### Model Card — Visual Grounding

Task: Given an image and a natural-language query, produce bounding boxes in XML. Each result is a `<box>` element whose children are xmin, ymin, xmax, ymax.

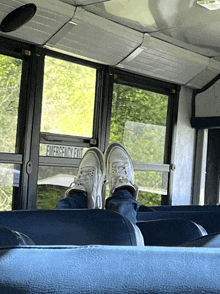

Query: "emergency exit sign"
<box><xmin>46</xmin><ymin>145</ymin><xmax>83</xmax><ymax>159</ymax></box>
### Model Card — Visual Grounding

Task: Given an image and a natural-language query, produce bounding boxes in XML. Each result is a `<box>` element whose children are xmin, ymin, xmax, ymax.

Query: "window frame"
<box><xmin>108</xmin><ymin>68</ymin><xmax>180</xmax><ymax>205</ymax></box>
<box><xmin>0</xmin><ymin>36</ymin><xmax>179</xmax><ymax>210</ymax></box>
<box><xmin>40</xmin><ymin>49</ymin><xmax>103</xmax><ymax>148</ymax></box>
<box><xmin>36</xmin><ymin>51</ymin><xmax>109</xmax><ymax>209</ymax></box>
<box><xmin>0</xmin><ymin>38</ymin><xmax>33</xmax><ymax>211</ymax></box>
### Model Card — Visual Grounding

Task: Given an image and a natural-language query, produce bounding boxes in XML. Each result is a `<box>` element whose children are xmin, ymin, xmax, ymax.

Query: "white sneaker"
<box><xmin>104</xmin><ymin>142</ymin><xmax>139</xmax><ymax>200</ymax></box>
<box><xmin>66</xmin><ymin>147</ymin><xmax>104</xmax><ymax>209</ymax></box>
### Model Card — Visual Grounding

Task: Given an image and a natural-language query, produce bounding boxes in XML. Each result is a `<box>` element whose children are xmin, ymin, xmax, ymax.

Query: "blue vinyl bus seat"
<box><xmin>0</xmin><ymin>209</ymin><xmax>143</xmax><ymax>246</ymax></box>
<box><xmin>139</xmin><ymin>204</ymin><xmax>220</xmax><ymax>212</ymax></box>
<box><xmin>0</xmin><ymin>226</ymin><xmax>35</xmax><ymax>247</ymax></box>
<box><xmin>137</xmin><ymin>211</ymin><xmax>220</xmax><ymax>234</ymax></box>
<box><xmin>137</xmin><ymin>218</ymin><xmax>207</xmax><ymax>246</ymax></box>
<box><xmin>0</xmin><ymin>210</ymin><xmax>208</xmax><ymax>247</ymax></box>
<box><xmin>181</xmin><ymin>232</ymin><xmax>220</xmax><ymax>248</ymax></box>
<box><xmin>1</xmin><ymin>245</ymin><xmax>220</xmax><ymax>293</ymax></box>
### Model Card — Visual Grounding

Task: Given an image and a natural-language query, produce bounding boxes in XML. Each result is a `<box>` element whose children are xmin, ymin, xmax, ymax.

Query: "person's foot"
<box><xmin>65</xmin><ymin>147</ymin><xmax>104</xmax><ymax>209</ymax></box>
<box><xmin>104</xmin><ymin>142</ymin><xmax>139</xmax><ymax>199</ymax></box>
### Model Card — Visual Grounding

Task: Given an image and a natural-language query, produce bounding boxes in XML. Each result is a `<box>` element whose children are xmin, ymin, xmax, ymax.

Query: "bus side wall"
<box><xmin>170</xmin><ymin>86</ymin><xmax>195</xmax><ymax>205</ymax></box>
<box><xmin>196</xmin><ymin>79</ymin><xmax>220</xmax><ymax>117</ymax></box>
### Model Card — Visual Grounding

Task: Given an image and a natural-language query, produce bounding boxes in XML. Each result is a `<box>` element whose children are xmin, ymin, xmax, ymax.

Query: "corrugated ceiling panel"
<box><xmin>0</xmin><ymin>0</ymin><xmax>75</xmax><ymax>45</ymax></box>
<box><xmin>187</xmin><ymin>69</ymin><xmax>220</xmax><ymax>89</ymax></box>
<box><xmin>46</xmin><ymin>8</ymin><xmax>143</xmax><ymax>65</ymax></box>
<box><xmin>118</xmin><ymin>34</ymin><xmax>210</xmax><ymax>86</ymax></box>
<box><xmin>61</xmin><ymin>0</ymin><xmax>108</xmax><ymax>5</ymax></box>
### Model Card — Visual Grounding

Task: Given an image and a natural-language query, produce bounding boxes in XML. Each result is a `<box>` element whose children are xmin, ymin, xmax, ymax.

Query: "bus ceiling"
<box><xmin>0</xmin><ymin>0</ymin><xmax>220</xmax><ymax>89</ymax></box>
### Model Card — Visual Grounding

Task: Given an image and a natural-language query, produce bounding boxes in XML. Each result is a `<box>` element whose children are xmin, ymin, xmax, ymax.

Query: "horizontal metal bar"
<box><xmin>39</xmin><ymin>157</ymin><xmax>171</xmax><ymax>171</ymax></box>
<box><xmin>40</xmin><ymin>133</ymin><xmax>93</xmax><ymax>147</ymax></box>
<box><xmin>0</xmin><ymin>153</ymin><xmax>23</xmax><ymax>164</ymax></box>
<box><xmin>133</xmin><ymin>162</ymin><xmax>170</xmax><ymax>172</ymax></box>
<box><xmin>39</xmin><ymin>156</ymin><xmax>81</xmax><ymax>167</ymax></box>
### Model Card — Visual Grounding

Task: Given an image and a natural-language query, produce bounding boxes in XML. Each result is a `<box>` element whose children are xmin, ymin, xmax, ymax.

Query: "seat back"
<box><xmin>137</xmin><ymin>218</ymin><xmax>207</xmax><ymax>246</ymax></box>
<box><xmin>0</xmin><ymin>209</ymin><xmax>142</xmax><ymax>246</ymax></box>
<box><xmin>181</xmin><ymin>233</ymin><xmax>220</xmax><ymax>248</ymax></box>
<box><xmin>1</xmin><ymin>245</ymin><xmax>220</xmax><ymax>293</ymax></box>
<box><xmin>0</xmin><ymin>226</ymin><xmax>35</xmax><ymax>247</ymax></box>
<box><xmin>137</xmin><ymin>211</ymin><xmax>220</xmax><ymax>234</ymax></box>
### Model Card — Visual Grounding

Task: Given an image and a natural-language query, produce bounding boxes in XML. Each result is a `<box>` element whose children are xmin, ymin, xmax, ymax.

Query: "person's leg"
<box><xmin>104</xmin><ymin>143</ymin><xmax>145</xmax><ymax>245</ymax></box>
<box><xmin>104</xmin><ymin>142</ymin><xmax>139</xmax><ymax>224</ymax></box>
<box><xmin>56</xmin><ymin>192</ymin><xmax>87</xmax><ymax>209</ymax></box>
<box><xmin>105</xmin><ymin>188</ymin><xmax>139</xmax><ymax>224</ymax></box>
<box><xmin>56</xmin><ymin>147</ymin><xmax>104</xmax><ymax>209</ymax></box>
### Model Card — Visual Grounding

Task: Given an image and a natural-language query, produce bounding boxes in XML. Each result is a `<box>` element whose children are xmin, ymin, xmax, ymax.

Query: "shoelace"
<box><xmin>105</xmin><ymin>162</ymin><xmax>132</xmax><ymax>191</ymax></box>
<box><xmin>110</xmin><ymin>162</ymin><xmax>131</xmax><ymax>180</ymax></box>
<box><xmin>69</xmin><ymin>166</ymin><xmax>95</xmax><ymax>188</ymax></box>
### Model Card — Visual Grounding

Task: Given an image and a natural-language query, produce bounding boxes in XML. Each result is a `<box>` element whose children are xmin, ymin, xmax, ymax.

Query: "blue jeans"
<box><xmin>57</xmin><ymin>189</ymin><xmax>139</xmax><ymax>224</ymax></box>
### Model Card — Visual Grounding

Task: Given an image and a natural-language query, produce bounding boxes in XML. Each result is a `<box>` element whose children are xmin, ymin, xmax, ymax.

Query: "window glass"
<box><xmin>0</xmin><ymin>54</ymin><xmax>22</xmax><ymax>153</ymax></box>
<box><xmin>41</xmin><ymin>56</ymin><xmax>96</xmax><ymax>138</ymax></box>
<box><xmin>110</xmin><ymin>84</ymin><xmax>168</xmax><ymax>163</ymax></box>
<box><xmin>37</xmin><ymin>166</ymin><xmax>78</xmax><ymax>209</ymax></box>
<box><xmin>0</xmin><ymin>164</ymin><xmax>20</xmax><ymax>211</ymax></box>
<box><xmin>110</xmin><ymin>84</ymin><xmax>169</xmax><ymax>206</ymax></box>
<box><xmin>134</xmin><ymin>171</ymin><xmax>168</xmax><ymax>206</ymax></box>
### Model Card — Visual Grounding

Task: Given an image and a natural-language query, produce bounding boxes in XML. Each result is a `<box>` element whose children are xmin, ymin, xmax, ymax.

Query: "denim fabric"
<box><xmin>105</xmin><ymin>189</ymin><xmax>139</xmax><ymax>224</ymax></box>
<box><xmin>56</xmin><ymin>189</ymin><xmax>139</xmax><ymax>224</ymax></box>
<box><xmin>57</xmin><ymin>193</ymin><xmax>87</xmax><ymax>209</ymax></box>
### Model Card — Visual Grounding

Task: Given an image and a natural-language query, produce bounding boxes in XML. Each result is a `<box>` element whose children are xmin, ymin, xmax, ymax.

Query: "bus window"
<box><xmin>37</xmin><ymin>166</ymin><xmax>78</xmax><ymax>209</ymax></box>
<box><xmin>41</xmin><ymin>56</ymin><xmax>96</xmax><ymax>139</ymax></box>
<box><xmin>0</xmin><ymin>54</ymin><xmax>22</xmax><ymax>211</ymax></box>
<box><xmin>37</xmin><ymin>55</ymin><xmax>97</xmax><ymax>209</ymax></box>
<box><xmin>0</xmin><ymin>164</ymin><xmax>20</xmax><ymax>211</ymax></box>
<box><xmin>110</xmin><ymin>84</ymin><xmax>169</xmax><ymax>206</ymax></box>
<box><xmin>0</xmin><ymin>54</ymin><xmax>22</xmax><ymax>153</ymax></box>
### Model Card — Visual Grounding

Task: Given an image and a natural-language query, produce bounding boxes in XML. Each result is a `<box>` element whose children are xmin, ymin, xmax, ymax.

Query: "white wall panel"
<box><xmin>196</xmin><ymin>80</ymin><xmax>220</xmax><ymax>117</ymax></box>
<box><xmin>170</xmin><ymin>87</ymin><xmax>195</xmax><ymax>205</ymax></box>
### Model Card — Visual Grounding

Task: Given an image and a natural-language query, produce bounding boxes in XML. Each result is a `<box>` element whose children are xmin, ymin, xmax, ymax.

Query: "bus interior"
<box><xmin>1</xmin><ymin>0</ymin><xmax>220</xmax><ymax>293</ymax></box>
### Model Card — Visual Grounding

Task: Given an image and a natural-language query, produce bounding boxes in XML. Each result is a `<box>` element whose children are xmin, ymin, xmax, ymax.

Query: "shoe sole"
<box><xmin>81</xmin><ymin>147</ymin><xmax>105</xmax><ymax>209</ymax></box>
<box><xmin>82</xmin><ymin>147</ymin><xmax>104</xmax><ymax>173</ymax></box>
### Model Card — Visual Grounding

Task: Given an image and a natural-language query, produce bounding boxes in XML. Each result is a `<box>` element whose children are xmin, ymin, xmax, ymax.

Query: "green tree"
<box><xmin>110</xmin><ymin>84</ymin><xmax>168</xmax><ymax>207</ymax></box>
<box><xmin>0</xmin><ymin>55</ymin><xmax>22</xmax><ymax>152</ymax></box>
<box><xmin>41</xmin><ymin>56</ymin><xmax>96</xmax><ymax>137</ymax></box>
<box><xmin>0</xmin><ymin>55</ymin><xmax>22</xmax><ymax>211</ymax></box>
<box><xmin>0</xmin><ymin>53</ymin><xmax>169</xmax><ymax>210</ymax></box>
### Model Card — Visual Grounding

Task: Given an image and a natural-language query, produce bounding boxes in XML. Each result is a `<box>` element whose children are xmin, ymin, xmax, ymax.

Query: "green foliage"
<box><xmin>0</xmin><ymin>185</ymin><xmax>12</xmax><ymax>211</ymax></box>
<box><xmin>138</xmin><ymin>191</ymin><xmax>161</xmax><ymax>206</ymax></box>
<box><xmin>0</xmin><ymin>54</ymin><xmax>169</xmax><ymax>210</ymax></box>
<box><xmin>0</xmin><ymin>54</ymin><xmax>22</xmax><ymax>153</ymax></box>
<box><xmin>37</xmin><ymin>185</ymin><xmax>67</xmax><ymax>209</ymax></box>
<box><xmin>41</xmin><ymin>56</ymin><xmax>96</xmax><ymax>137</ymax></box>
<box><xmin>110</xmin><ymin>84</ymin><xmax>168</xmax><ymax>207</ymax></box>
<box><xmin>0</xmin><ymin>54</ymin><xmax>22</xmax><ymax>210</ymax></box>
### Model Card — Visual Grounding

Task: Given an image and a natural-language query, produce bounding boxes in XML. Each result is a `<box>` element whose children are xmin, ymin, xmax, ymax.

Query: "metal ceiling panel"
<box><xmin>117</xmin><ymin>34</ymin><xmax>213</xmax><ymax>87</ymax></box>
<box><xmin>46</xmin><ymin>8</ymin><xmax>143</xmax><ymax>65</ymax></box>
<box><xmin>82</xmin><ymin>0</ymin><xmax>220</xmax><ymax>58</ymax></box>
<box><xmin>187</xmin><ymin>69</ymin><xmax>220</xmax><ymax>89</ymax></box>
<box><xmin>61</xmin><ymin>0</ymin><xmax>109</xmax><ymax>5</ymax></box>
<box><xmin>84</xmin><ymin>2</ymin><xmax>154</xmax><ymax>33</ymax></box>
<box><xmin>0</xmin><ymin>0</ymin><xmax>75</xmax><ymax>45</ymax></box>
